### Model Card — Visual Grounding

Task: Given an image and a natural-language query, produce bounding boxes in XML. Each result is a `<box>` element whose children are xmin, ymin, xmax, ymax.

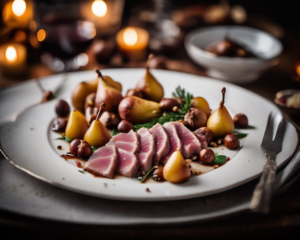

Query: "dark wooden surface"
<box><xmin>1</xmin><ymin>33</ymin><xmax>300</xmax><ymax>239</ymax></box>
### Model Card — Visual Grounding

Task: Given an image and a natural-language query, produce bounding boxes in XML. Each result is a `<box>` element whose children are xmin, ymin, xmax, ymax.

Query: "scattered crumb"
<box><xmin>30</xmin><ymin>128</ymin><xmax>34</xmax><ymax>130</ymax></box>
<box><xmin>62</xmin><ymin>178</ymin><xmax>65</xmax><ymax>180</ymax></box>
<box><xmin>57</xmin><ymin>145</ymin><xmax>62</xmax><ymax>150</ymax></box>
<box><xmin>146</xmin><ymin>188</ymin><xmax>151</xmax><ymax>192</ymax></box>
<box><xmin>104</xmin><ymin>183</ymin><xmax>107</xmax><ymax>188</ymax></box>
<box><xmin>113</xmin><ymin>184</ymin><xmax>115</xmax><ymax>186</ymax></box>
<box><xmin>76</xmin><ymin>161</ymin><xmax>82</xmax><ymax>167</ymax></box>
<box><xmin>78</xmin><ymin>170</ymin><xmax>85</xmax><ymax>174</ymax></box>
<box><xmin>226</xmin><ymin>157</ymin><xmax>230</xmax><ymax>161</ymax></box>
<box><xmin>214</xmin><ymin>165</ymin><xmax>219</xmax><ymax>169</ymax></box>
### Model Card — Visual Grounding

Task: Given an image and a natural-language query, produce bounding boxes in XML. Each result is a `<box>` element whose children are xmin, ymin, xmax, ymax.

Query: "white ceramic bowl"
<box><xmin>185</xmin><ymin>26</ymin><xmax>283</xmax><ymax>84</ymax></box>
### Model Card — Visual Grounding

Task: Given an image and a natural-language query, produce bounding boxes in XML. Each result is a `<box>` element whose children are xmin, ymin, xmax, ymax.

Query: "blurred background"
<box><xmin>0</xmin><ymin>0</ymin><xmax>300</xmax><ymax>92</ymax></box>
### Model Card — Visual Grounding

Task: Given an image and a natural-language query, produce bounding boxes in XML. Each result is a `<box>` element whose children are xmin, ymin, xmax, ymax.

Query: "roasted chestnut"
<box><xmin>215</xmin><ymin>39</ymin><xmax>236</xmax><ymax>56</ymax></box>
<box><xmin>199</xmin><ymin>148</ymin><xmax>215</xmax><ymax>164</ymax></box>
<box><xmin>184</xmin><ymin>108</ymin><xmax>207</xmax><ymax>130</ymax></box>
<box><xmin>117</xmin><ymin>120</ymin><xmax>134</xmax><ymax>133</ymax></box>
<box><xmin>194</xmin><ymin>127</ymin><xmax>214</xmax><ymax>144</ymax></box>
<box><xmin>100</xmin><ymin>111</ymin><xmax>121</xmax><ymax>129</ymax></box>
<box><xmin>70</xmin><ymin>139</ymin><xmax>81</xmax><ymax>156</ymax></box>
<box><xmin>55</xmin><ymin>99</ymin><xmax>70</xmax><ymax>117</ymax></box>
<box><xmin>160</xmin><ymin>98</ymin><xmax>180</xmax><ymax>112</ymax></box>
<box><xmin>77</xmin><ymin>140</ymin><xmax>93</xmax><ymax>159</ymax></box>
<box><xmin>84</xmin><ymin>93</ymin><xmax>96</xmax><ymax>110</ymax></box>
<box><xmin>41</xmin><ymin>90</ymin><xmax>55</xmax><ymax>103</ymax></box>
<box><xmin>85</xmin><ymin>106</ymin><xmax>98</xmax><ymax>125</ymax></box>
<box><xmin>152</xmin><ymin>168</ymin><xmax>165</xmax><ymax>181</ymax></box>
<box><xmin>148</xmin><ymin>56</ymin><xmax>167</xmax><ymax>69</ymax></box>
<box><xmin>224</xmin><ymin>133</ymin><xmax>240</xmax><ymax>150</ymax></box>
<box><xmin>233</xmin><ymin>113</ymin><xmax>248</xmax><ymax>128</ymax></box>
<box><xmin>52</xmin><ymin>117</ymin><xmax>68</xmax><ymax>132</ymax></box>
<box><xmin>126</xmin><ymin>89</ymin><xmax>144</xmax><ymax>98</ymax></box>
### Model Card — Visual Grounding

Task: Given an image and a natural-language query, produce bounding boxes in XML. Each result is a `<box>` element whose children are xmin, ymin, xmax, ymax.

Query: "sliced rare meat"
<box><xmin>84</xmin><ymin>145</ymin><xmax>118</xmax><ymax>178</ymax></box>
<box><xmin>116</xmin><ymin>148</ymin><xmax>139</xmax><ymax>178</ymax></box>
<box><xmin>110</xmin><ymin>130</ymin><xmax>139</xmax><ymax>151</ymax></box>
<box><xmin>106</xmin><ymin>141</ymin><xmax>139</xmax><ymax>154</ymax></box>
<box><xmin>160</xmin><ymin>124</ymin><xmax>182</xmax><ymax>165</ymax></box>
<box><xmin>136</xmin><ymin>128</ymin><xmax>155</xmax><ymax>172</ymax></box>
<box><xmin>193</xmin><ymin>129</ymin><xmax>208</xmax><ymax>149</ymax></box>
<box><xmin>165</xmin><ymin>121</ymin><xmax>201</xmax><ymax>158</ymax></box>
<box><xmin>149</xmin><ymin>123</ymin><xmax>170</xmax><ymax>165</ymax></box>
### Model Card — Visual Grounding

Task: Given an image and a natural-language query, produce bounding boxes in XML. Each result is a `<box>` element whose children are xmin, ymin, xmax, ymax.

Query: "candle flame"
<box><xmin>92</xmin><ymin>0</ymin><xmax>107</xmax><ymax>17</ymax></box>
<box><xmin>12</xmin><ymin>0</ymin><xmax>26</xmax><ymax>17</ymax></box>
<box><xmin>6</xmin><ymin>46</ymin><xmax>17</xmax><ymax>62</ymax></box>
<box><xmin>123</xmin><ymin>28</ymin><xmax>138</xmax><ymax>46</ymax></box>
<box><xmin>37</xmin><ymin>29</ymin><xmax>46</xmax><ymax>42</ymax></box>
<box><xmin>296</xmin><ymin>65</ymin><xmax>300</xmax><ymax>76</ymax></box>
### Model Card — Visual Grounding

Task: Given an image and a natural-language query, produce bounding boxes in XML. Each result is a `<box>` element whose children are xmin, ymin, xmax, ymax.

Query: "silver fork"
<box><xmin>250</xmin><ymin>113</ymin><xmax>286</xmax><ymax>213</ymax></box>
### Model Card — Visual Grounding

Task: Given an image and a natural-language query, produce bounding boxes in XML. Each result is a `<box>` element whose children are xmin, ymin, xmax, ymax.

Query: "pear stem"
<box><xmin>219</xmin><ymin>87</ymin><xmax>226</xmax><ymax>108</ymax></box>
<box><xmin>96</xmin><ymin>69</ymin><xmax>104</xmax><ymax>79</ymax></box>
<box><xmin>146</xmin><ymin>53</ymin><xmax>154</xmax><ymax>70</ymax></box>
<box><xmin>96</xmin><ymin>102</ymin><xmax>105</xmax><ymax>121</ymax></box>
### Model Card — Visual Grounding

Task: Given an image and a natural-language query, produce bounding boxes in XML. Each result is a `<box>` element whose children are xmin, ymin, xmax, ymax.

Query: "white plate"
<box><xmin>0</xmin><ymin>69</ymin><xmax>298</xmax><ymax>201</ymax></box>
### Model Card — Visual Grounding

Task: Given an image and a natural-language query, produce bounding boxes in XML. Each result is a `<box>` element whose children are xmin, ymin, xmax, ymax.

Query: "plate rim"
<box><xmin>0</xmin><ymin>69</ymin><xmax>299</xmax><ymax>202</ymax></box>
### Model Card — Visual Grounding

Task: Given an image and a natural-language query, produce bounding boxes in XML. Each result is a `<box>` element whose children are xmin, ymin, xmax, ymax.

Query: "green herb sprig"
<box><xmin>138</xmin><ymin>166</ymin><xmax>158</xmax><ymax>183</ymax></box>
<box><xmin>233</xmin><ymin>131</ymin><xmax>248</xmax><ymax>139</ymax></box>
<box><xmin>55</xmin><ymin>133</ymin><xmax>72</xmax><ymax>142</ymax></box>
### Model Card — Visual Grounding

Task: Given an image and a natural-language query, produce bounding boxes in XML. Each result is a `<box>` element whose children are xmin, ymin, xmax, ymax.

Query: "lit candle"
<box><xmin>116</xmin><ymin>27</ymin><xmax>149</xmax><ymax>60</ymax></box>
<box><xmin>0</xmin><ymin>43</ymin><xmax>27</xmax><ymax>77</ymax></box>
<box><xmin>2</xmin><ymin>0</ymin><xmax>33</xmax><ymax>28</ymax></box>
<box><xmin>81</xmin><ymin>0</ymin><xmax>124</xmax><ymax>36</ymax></box>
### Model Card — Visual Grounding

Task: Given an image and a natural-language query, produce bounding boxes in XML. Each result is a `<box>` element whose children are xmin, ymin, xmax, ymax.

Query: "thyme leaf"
<box><xmin>211</xmin><ymin>155</ymin><xmax>227</xmax><ymax>165</ymax></box>
<box><xmin>233</xmin><ymin>131</ymin><xmax>248</xmax><ymax>139</ymax></box>
<box><xmin>139</xmin><ymin>166</ymin><xmax>158</xmax><ymax>182</ymax></box>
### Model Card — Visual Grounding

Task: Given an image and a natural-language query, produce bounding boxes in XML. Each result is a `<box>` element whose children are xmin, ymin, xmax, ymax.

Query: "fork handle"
<box><xmin>250</xmin><ymin>155</ymin><xmax>277</xmax><ymax>213</ymax></box>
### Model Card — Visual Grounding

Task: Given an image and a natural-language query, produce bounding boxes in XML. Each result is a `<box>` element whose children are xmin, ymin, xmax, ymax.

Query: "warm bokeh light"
<box><xmin>92</xmin><ymin>0</ymin><xmax>107</xmax><ymax>17</ymax></box>
<box><xmin>296</xmin><ymin>65</ymin><xmax>300</xmax><ymax>76</ymax></box>
<box><xmin>29</xmin><ymin>20</ymin><xmax>37</xmax><ymax>32</ymax></box>
<box><xmin>6</xmin><ymin>46</ymin><xmax>17</xmax><ymax>62</ymax></box>
<box><xmin>14</xmin><ymin>31</ymin><xmax>26</xmax><ymax>42</ymax></box>
<box><xmin>12</xmin><ymin>0</ymin><xmax>26</xmax><ymax>17</ymax></box>
<box><xmin>37</xmin><ymin>29</ymin><xmax>46</xmax><ymax>42</ymax></box>
<box><xmin>123</xmin><ymin>28</ymin><xmax>138</xmax><ymax>46</ymax></box>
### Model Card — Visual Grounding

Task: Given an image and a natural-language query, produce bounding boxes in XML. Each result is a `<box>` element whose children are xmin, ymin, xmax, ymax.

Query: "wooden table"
<box><xmin>1</xmin><ymin>37</ymin><xmax>300</xmax><ymax>240</ymax></box>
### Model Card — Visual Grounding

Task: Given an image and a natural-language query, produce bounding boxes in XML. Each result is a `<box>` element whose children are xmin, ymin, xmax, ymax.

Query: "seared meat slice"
<box><xmin>161</xmin><ymin>124</ymin><xmax>182</xmax><ymax>165</ymax></box>
<box><xmin>84</xmin><ymin>145</ymin><xmax>118</xmax><ymax>178</ymax></box>
<box><xmin>194</xmin><ymin>129</ymin><xmax>208</xmax><ymax>149</ymax></box>
<box><xmin>106</xmin><ymin>141</ymin><xmax>139</xmax><ymax>154</ymax></box>
<box><xmin>165</xmin><ymin>122</ymin><xmax>201</xmax><ymax>158</ymax></box>
<box><xmin>110</xmin><ymin>130</ymin><xmax>139</xmax><ymax>152</ymax></box>
<box><xmin>149</xmin><ymin>123</ymin><xmax>170</xmax><ymax>165</ymax></box>
<box><xmin>136</xmin><ymin>128</ymin><xmax>155</xmax><ymax>172</ymax></box>
<box><xmin>116</xmin><ymin>148</ymin><xmax>139</xmax><ymax>178</ymax></box>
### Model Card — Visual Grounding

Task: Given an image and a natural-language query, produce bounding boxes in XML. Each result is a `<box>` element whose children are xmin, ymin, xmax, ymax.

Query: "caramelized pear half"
<box><xmin>136</xmin><ymin>54</ymin><xmax>164</xmax><ymax>102</ymax></box>
<box><xmin>163</xmin><ymin>151</ymin><xmax>191</xmax><ymax>183</ymax></box>
<box><xmin>95</xmin><ymin>70</ymin><xmax>123</xmax><ymax>112</ymax></box>
<box><xmin>65</xmin><ymin>110</ymin><xmax>89</xmax><ymax>140</ymax></box>
<box><xmin>207</xmin><ymin>88</ymin><xmax>234</xmax><ymax>138</ymax></box>
<box><xmin>118</xmin><ymin>96</ymin><xmax>161</xmax><ymax>123</ymax></box>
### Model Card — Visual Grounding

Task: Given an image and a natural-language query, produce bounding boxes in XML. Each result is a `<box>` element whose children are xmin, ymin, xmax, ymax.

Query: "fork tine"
<box><xmin>273</xmin><ymin>118</ymin><xmax>286</xmax><ymax>150</ymax></box>
<box><xmin>262</xmin><ymin>113</ymin><xmax>273</xmax><ymax>142</ymax></box>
